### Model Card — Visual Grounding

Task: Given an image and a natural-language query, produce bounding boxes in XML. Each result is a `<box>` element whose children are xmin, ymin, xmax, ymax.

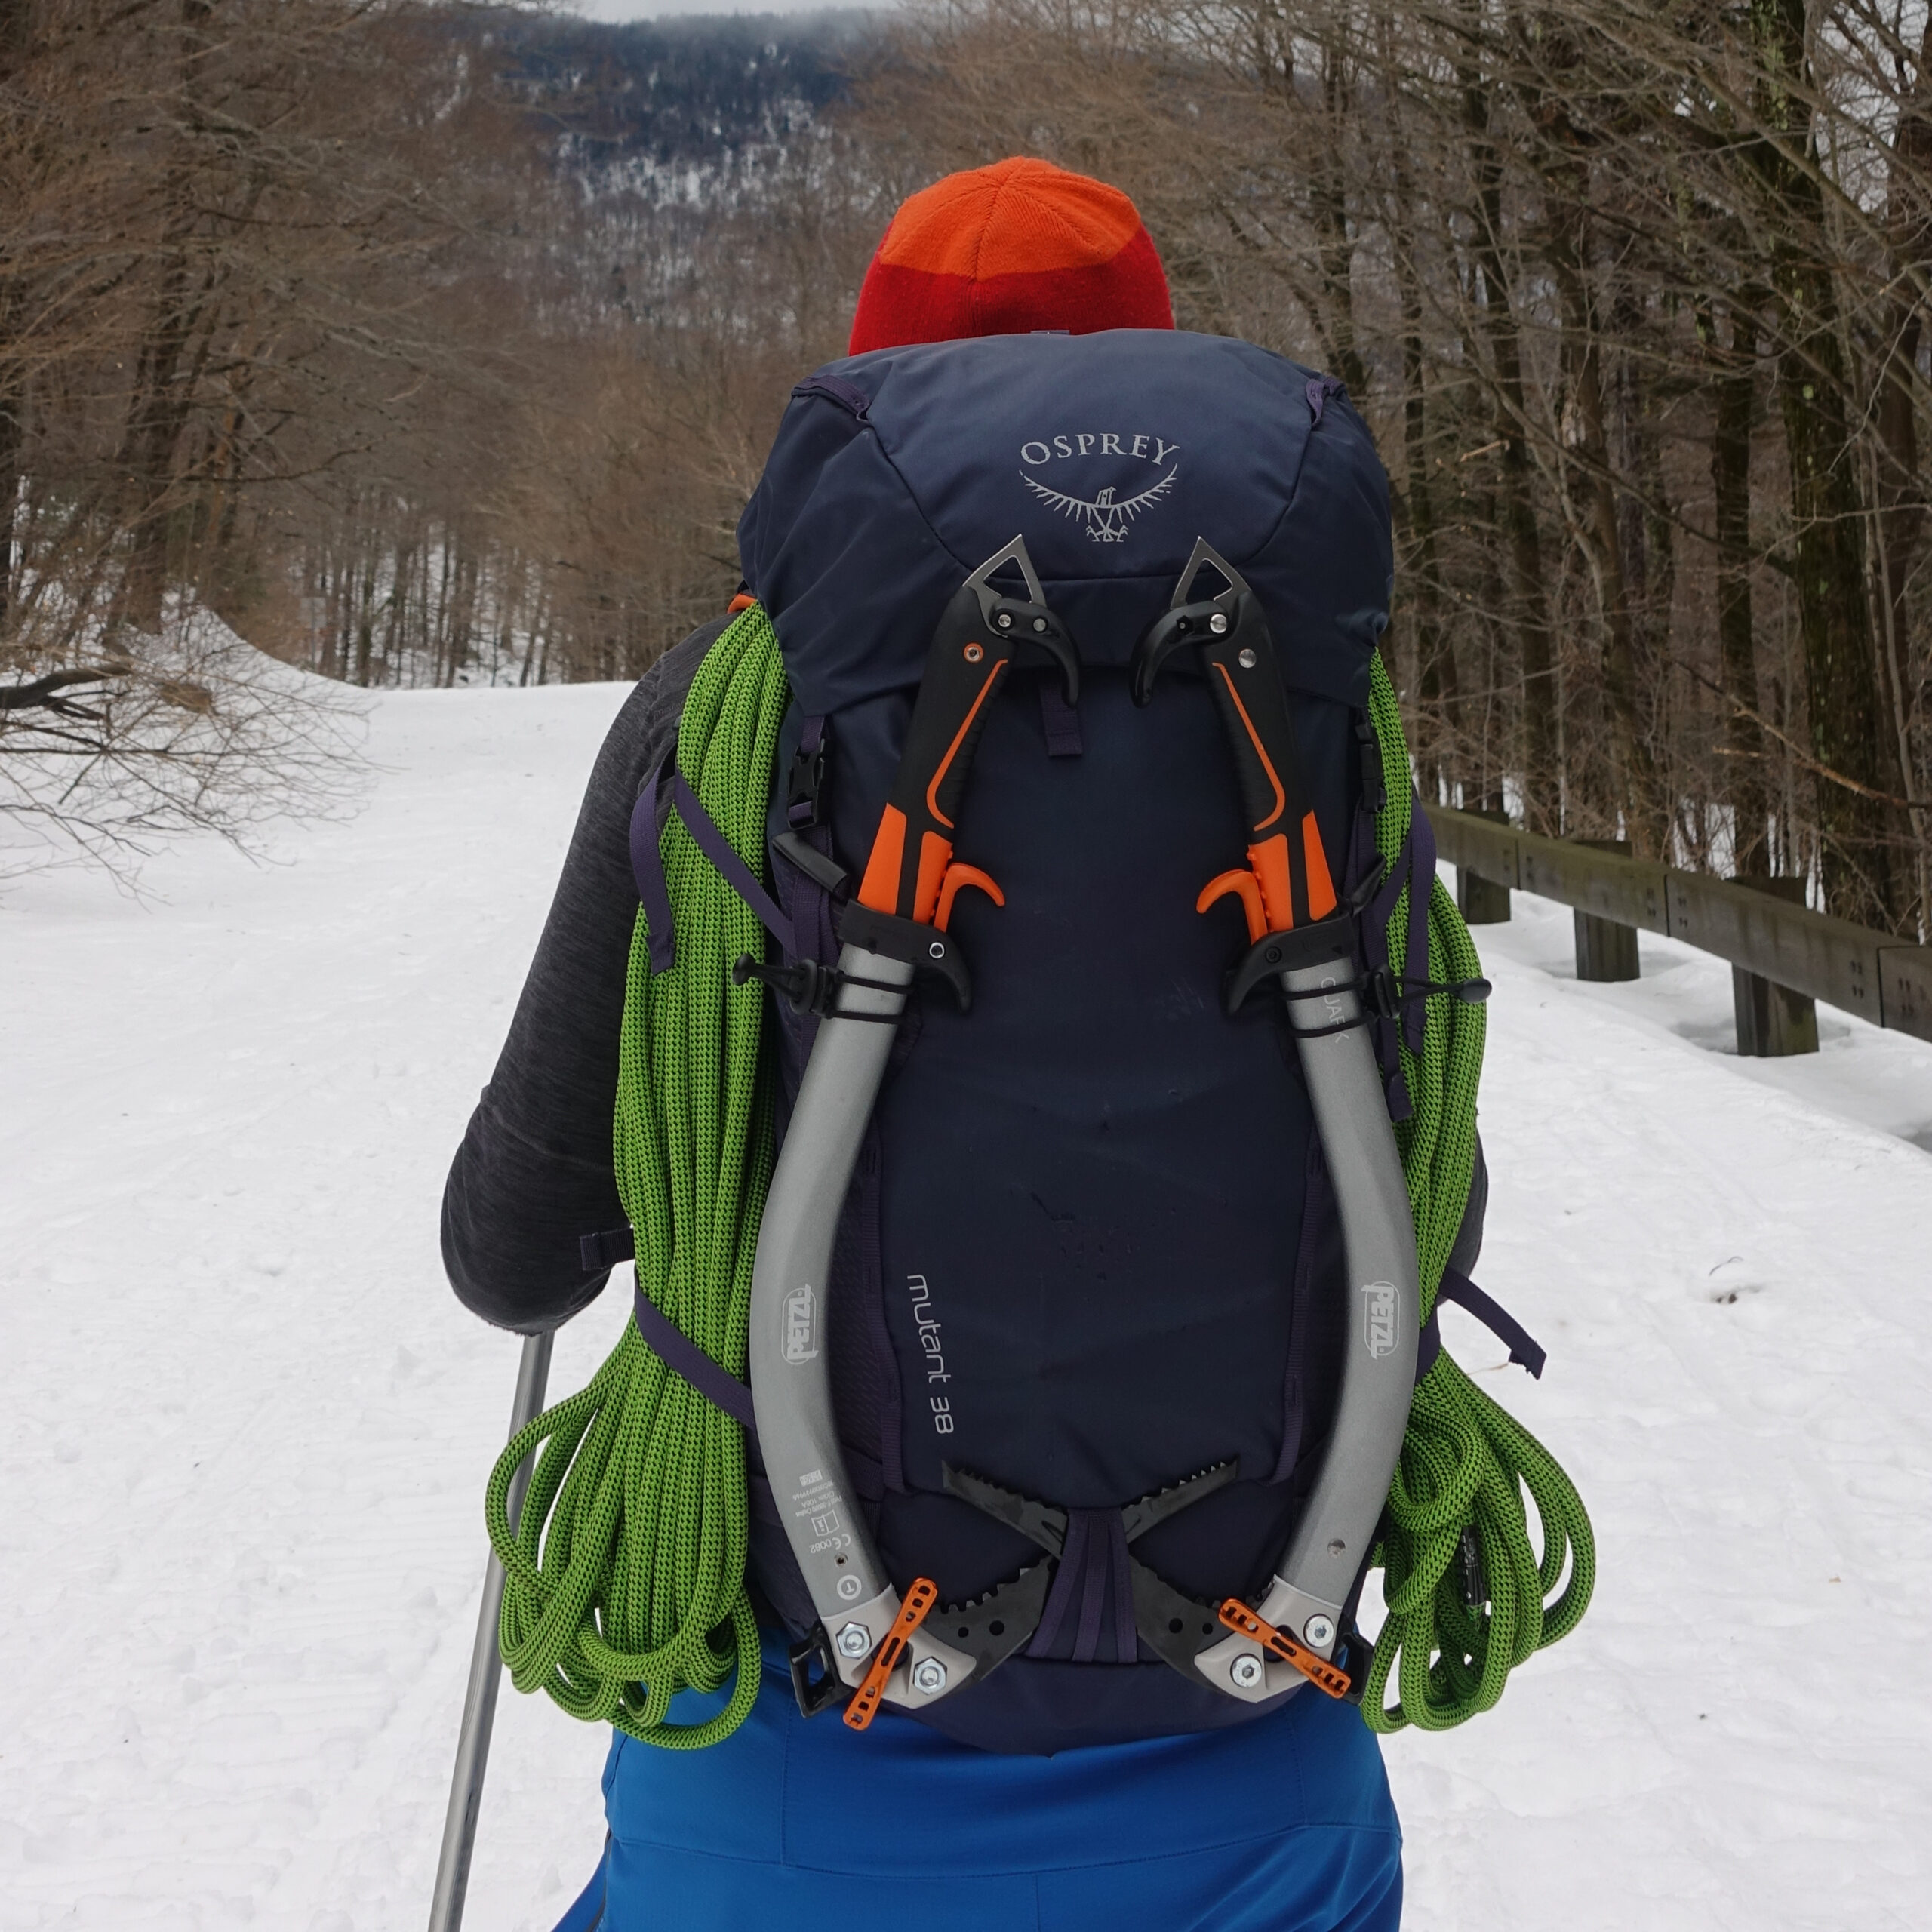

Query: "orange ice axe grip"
<box><xmin>1198</xmin><ymin>868</ymin><xmax>1267</xmax><ymax>944</ymax></box>
<box><xmin>843</xmin><ymin>1576</ymin><xmax>940</xmax><ymax>1732</ymax></box>
<box><xmin>1217</xmin><ymin>1598</ymin><xmax>1353</xmax><ymax>1700</ymax></box>
<box><xmin>1202</xmin><ymin>654</ymin><xmax>1335</xmax><ymax>934</ymax></box>
<box><xmin>857</xmin><ymin>652</ymin><xmax>1007</xmax><ymax>921</ymax></box>
<box><xmin>1130</xmin><ymin>539</ymin><xmax>1340</xmax><ymax>937</ymax></box>
<box><xmin>935</xmin><ymin>863</ymin><xmax>1004</xmax><ymax>932</ymax></box>
<box><xmin>855</xmin><ymin>537</ymin><xmax>1078</xmax><ymax>928</ymax></box>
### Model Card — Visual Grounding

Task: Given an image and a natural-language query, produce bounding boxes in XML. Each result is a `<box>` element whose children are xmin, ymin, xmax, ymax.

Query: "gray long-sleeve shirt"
<box><xmin>439</xmin><ymin>620</ymin><xmax>720</xmax><ymax>1333</ymax></box>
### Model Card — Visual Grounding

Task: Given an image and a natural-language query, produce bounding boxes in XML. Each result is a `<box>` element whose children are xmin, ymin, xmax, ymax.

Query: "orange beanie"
<box><xmin>848</xmin><ymin>158</ymin><xmax>1174</xmax><ymax>355</ymax></box>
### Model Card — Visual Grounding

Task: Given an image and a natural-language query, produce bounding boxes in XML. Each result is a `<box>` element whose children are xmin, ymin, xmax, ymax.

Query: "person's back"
<box><xmin>443</xmin><ymin>156</ymin><xmax>1588</xmax><ymax>1931</ymax></box>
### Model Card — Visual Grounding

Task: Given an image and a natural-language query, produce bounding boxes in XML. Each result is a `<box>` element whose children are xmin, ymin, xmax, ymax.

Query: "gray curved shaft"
<box><xmin>427</xmin><ymin>1328</ymin><xmax>554</xmax><ymax>1932</ymax></box>
<box><xmin>749</xmin><ymin>945</ymin><xmax>911</xmax><ymax>1627</ymax></box>
<box><xmin>1271</xmin><ymin>955</ymin><xmax>1420</xmax><ymax>1618</ymax></box>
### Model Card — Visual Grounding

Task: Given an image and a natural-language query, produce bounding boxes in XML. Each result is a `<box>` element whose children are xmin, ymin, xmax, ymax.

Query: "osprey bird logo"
<box><xmin>1022</xmin><ymin>465</ymin><xmax>1177</xmax><ymax>543</ymax></box>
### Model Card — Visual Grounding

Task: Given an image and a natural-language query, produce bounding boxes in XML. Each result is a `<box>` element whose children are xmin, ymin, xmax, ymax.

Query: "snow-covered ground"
<box><xmin>2</xmin><ymin>681</ymin><xmax>1927</xmax><ymax>1930</ymax></box>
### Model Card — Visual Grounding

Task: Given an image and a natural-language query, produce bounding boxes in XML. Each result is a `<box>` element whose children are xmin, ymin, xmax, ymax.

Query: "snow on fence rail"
<box><xmin>1432</xmin><ymin>805</ymin><xmax>1932</xmax><ymax>1048</ymax></box>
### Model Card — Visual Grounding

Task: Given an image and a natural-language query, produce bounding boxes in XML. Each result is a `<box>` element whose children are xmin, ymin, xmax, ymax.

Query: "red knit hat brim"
<box><xmin>849</xmin><ymin>160</ymin><xmax>1174</xmax><ymax>355</ymax></box>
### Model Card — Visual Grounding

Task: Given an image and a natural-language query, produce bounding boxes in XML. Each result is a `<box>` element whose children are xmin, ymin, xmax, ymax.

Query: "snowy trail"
<box><xmin>2</xmin><ymin>681</ymin><xmax>1928</xmax><ymax>1930</ymax></box>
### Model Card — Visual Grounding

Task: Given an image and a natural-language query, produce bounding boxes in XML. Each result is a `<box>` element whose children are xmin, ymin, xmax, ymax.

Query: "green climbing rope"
<box><xmin>1358</xmin><ymin>651</ymin><xmax>1595</xmax><ymax>1731</ymax></box>
<box><xmin>485</xmin><ymin>605</ymin><xmax>788</xmax><ymax>1747</ymax></box>
<box><xmin>484</xmin><ymin>615</ymin><xmax>1592</xmax><ymax>1750</ymax></box>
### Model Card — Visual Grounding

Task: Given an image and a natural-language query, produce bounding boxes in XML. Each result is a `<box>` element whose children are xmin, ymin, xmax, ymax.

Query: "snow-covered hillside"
<box><xmin>2</xmin><ymin>682</ymin><xmax>1927</xmax><ymax>1930</ymax></box>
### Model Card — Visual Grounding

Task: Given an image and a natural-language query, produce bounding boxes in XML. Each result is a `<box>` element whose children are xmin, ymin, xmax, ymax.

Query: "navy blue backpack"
<box><xmin>725</xmin><ymin>328</ymin><xmax>1423</xmax><ymax>1753</ymax></box>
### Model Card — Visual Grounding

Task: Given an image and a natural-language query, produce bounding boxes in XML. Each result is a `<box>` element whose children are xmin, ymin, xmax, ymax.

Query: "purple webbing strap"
<box><xmin>792</xmin><ymin>372</ymin><xmax>870</xmax><ymax>418</ymax></box>
<box><xmin>1414</xmin><ymin>1267</ymin><xmax>1547</xmax><ymax>1382</ymax></box>
<box><xmin>1026</xmin><ymin>1509</ymin><xmax>1137</xmax><ymax>1665</ymax></box>
<box><xmin>580</xmin><ymin>1225</ymin><xmax>636</xmax><ymax>1273</ymax></box>
<box><xmin>671</xmin><ymin>772</ymin><xmax>795</xmax><ymax>956</ymax></box>
<box><xmin>1364</xmin><ymin>820</ymin><xmax>1414</xmax><ymax>1121</ymax></box>
<box><xmin>629</xmin><ymin>753</ymin><xmax>796</xmax><ymax>968</ymax></box>
<box><xmin>629</xmin><ymin>758</ymin><xmax>678</xmax><ymax>974</ymax></box>
<box><xmin>1108</xmin><ymin>1512</ymin><xmax>1136</xmax><ymax>1665</ymax></box>
<box><xmin>1026</xmin><ymin>1510</ymin><xmax>1089</xmax><ymax>1660</ymax></box>
<box><xmin>1038</xmin><ymin>681</ymin><xmax>1084</xmax><ymax>758</ymax></box>
<box><xmin>1074</xmin><ymin>1531</ymin><xmax>1109</xmax><ymax>1665</ymax></box>
<box><xmin>1404</xmin><ymin>801</ymin><xmax>1437</xmax><ymax>1054</ymax></box>
<box><xmin>632</xmin><ymin>1284</ymin><xmax>759</xmax><ymax>1433</ymax></box>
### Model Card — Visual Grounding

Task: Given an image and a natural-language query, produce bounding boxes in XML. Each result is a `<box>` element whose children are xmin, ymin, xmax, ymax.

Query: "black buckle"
<box><xmin>1355</xmin><ymin>712</ymin><xmax>1386</xmax><ymax>814</ymax></box>
<box><xmin>733</xmin><ymin>953</ymin><xmax>835</xmax><ymax>1017</ymax></box>
<box><xmin>1331</xmin><ymin>1626</ymin><xmax>1376</xmax><ymax>1707</ymax></box>
<box><xmin>772</xmin><ymin>829</ymin><xmax>848</xmax><ymax>897</ymax></box>
<box><xmin>1364</xmin><ymin>966</ymin><xmax>1401</xmax><ymax>1022</ymax></box>
<box><xmin>789</xmin><ymin>1623</ymin><xmax>848</xmax><ymax>1719</ymax></box>
<box><xmin>732</xmin><ymin>953</ymin><xmax>908</xmax><ymax>1026</ymax></box>
<box><xmin>786</xmin><ymin>733</ymin><xmax>828</xmax><ymax>832</ymax></box>
<box><xmin>1457</xmin><ymin>1525</ymin><xmax>1487</xmax><ymax>1609</ymax></box>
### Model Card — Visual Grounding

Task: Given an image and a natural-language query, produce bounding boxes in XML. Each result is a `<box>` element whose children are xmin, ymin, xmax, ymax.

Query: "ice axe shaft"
<box><xmin>427</xmin><ymin>1329</ymin><xmax>555</xmax><ymax>1932</ymax></box>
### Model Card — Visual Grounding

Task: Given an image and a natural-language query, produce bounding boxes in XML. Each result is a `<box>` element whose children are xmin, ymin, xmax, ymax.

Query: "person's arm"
<box><xmin>440</xmin><ymin>620</ymin><xmax>721</xmax><ymax>1332</ymax></box>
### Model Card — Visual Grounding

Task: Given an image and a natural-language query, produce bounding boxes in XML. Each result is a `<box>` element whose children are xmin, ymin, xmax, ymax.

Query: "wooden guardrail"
<box><xmin>1430</xmin><ymin>805</ymin><xmax>1932</xmax><ymax>1047</ymax></box>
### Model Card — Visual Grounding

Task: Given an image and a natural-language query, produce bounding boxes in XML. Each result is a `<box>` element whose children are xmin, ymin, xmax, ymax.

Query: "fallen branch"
<box><xmin>0</xmin><ymin>666</ymin><xmax>121</xmax><ymax>718</ymax></box>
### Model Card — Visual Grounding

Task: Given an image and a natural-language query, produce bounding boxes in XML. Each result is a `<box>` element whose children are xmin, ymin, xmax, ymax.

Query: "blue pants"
<box><xmin>556</xmin><ymin>1640</ymin><xmax>1401</xmax><ymax>1931</ymax></box>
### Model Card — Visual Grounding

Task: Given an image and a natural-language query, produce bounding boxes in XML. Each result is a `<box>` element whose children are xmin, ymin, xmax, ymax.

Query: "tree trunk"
<box><xmin>113</xmin><ymin>0</ymin><xmax>221</xmax><ymax>637</ymax></box>
<box><xmin>1873</xmin><ymin>23</ymin><xmax>1932</xmax><ymax>916</ymax></box>
<box><xmin>1313</xmin><ymin>46</ymin><xmax>1368</xmax><ymax>400</ymax></box>
<box><xmin>1459</xmin><ymin>25</ymin><xmax>1557</xmax><ymax>832</ymax></box>
<box><xmin>0</xmin><ymin>0</ymin><xmax>31</xmax><ymax>635</ymax></box>
<box><xmin>1390</xmin><ymin>144</ymin><xmax>1455</xmax><ymax>799</ymax></box>
<box><xmin>1756</xmin><ymin>0</ymin><xmax>1912</xmax><ymax>927</ymax></box>
<box><xmin>0</xmin><ymin>362</ymin><xmax>20</xmax><ymax>636</ymax></box>
<box><xmin>1711</xmin><ymin>300</ymin><xmax>1770</xmax><ymax>877</ymax></box>
<box><xmin>1552</xmin><ymin>232</ymin><xmax>1663</xmax><ymax>855</ymax></box>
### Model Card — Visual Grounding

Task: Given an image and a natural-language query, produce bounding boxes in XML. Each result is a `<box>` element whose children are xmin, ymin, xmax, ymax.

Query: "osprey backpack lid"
<box><xmin>737</xmin><ymin>328</ymin><xmax>1393</xmax><ymax>717</ymax></box>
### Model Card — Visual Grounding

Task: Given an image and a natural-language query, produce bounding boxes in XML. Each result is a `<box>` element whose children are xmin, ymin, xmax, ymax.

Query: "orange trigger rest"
<box><xmin>1197</xmin><ymin>869</ymin><xmax>1267</xmax><ymax>945</ymax></box>
<box><xmin>934</xmin><ymin>863</ymin><xmax>1004</xmax><ymax>931</ymax></box>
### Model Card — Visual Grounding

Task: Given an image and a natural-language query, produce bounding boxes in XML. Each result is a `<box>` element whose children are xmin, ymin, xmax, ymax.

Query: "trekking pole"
<box><xmin>427</xmin><ymin>1329</ymin><xmax>555</xmax><ymax>1932</ymax></box>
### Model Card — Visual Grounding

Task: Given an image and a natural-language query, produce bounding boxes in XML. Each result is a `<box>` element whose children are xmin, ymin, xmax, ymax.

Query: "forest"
<box><xmin>3</xmin><ymin>0</ymin><xmax>1930</xmax><ymax>936</ymax></box>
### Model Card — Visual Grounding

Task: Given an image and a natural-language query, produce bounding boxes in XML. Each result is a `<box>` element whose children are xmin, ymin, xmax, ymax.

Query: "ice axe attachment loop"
<box><xmin>749</xmin><ymin>540</ymin><xmax>1076</xmax><ymax>1728</ymax></box>
<box><xmin>1137</xmin><ymin>539</ymin><xmax>1422</xmax><ymax>1714</ymax></box>
<box><xmin>1130</xmin><ymin>538</ymin><xmax>1338</xmax><ymax>952</ymax></box>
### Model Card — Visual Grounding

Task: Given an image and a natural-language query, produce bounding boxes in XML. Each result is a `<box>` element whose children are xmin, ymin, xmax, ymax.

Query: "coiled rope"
<box><xmin>484</xmin><ymin>615</ymin><xmax>1592</xmax><ymax>1748</ymax></box>
<box><xmin>1359</xmin><ymin>651</ymin><xmax>1595</xmax><ymax>1730</ymax></box>
<box><xmin>485</xmin><ymin>605</ymin><xmax>786</xmax><ymax>1746</ymax></box>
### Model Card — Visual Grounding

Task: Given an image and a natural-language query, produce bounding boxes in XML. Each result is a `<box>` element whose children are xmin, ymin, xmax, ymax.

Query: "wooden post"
<box><xmin>1456</xmin><ymin>801</ymin><xmax>1513</xmax><ymax>924</ymax></box>
<box><xmin>1574</xmin><ymin>839</ymin><xmax>1640</xmax><ymax>980</ymax></box>
<box><xmin>1730</xmin><ymin>877</ymin><xmax>1819</xmax><ymax>1057</ymax></box>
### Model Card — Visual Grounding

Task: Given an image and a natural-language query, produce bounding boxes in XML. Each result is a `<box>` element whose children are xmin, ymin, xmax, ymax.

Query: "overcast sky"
<box><xmin>560</xmin><ymin>0</ymin><xmax>885</xmax><ymax>20</ymax></box>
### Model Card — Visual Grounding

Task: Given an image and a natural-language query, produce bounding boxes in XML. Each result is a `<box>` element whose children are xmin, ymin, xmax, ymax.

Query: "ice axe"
<box><xmin>427</xmin><ymin>1330</ymin><xmax>554</xmax><ymax>1932</ymax></box>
